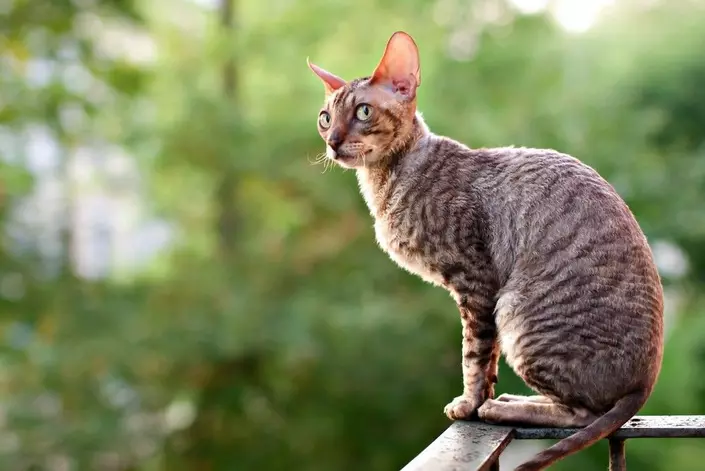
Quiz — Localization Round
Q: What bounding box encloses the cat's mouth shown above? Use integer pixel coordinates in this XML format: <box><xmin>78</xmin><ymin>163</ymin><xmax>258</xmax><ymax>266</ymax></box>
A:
<box><xmin>333</xmin><ymin>150</ymin><xmax>372</xmax><ymax>168</ymax></box>
<box><xmin>335</xmin><ymin>153</ymin><xmax>357</xmax><ymax>163</ymax></box>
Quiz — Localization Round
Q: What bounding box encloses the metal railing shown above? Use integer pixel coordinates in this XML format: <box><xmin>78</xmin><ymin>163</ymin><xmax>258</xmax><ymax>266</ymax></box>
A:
<box><xmin>401</xmin><ymin>416</ymin><xmax>705</xmax><ymax>470</ymax></box>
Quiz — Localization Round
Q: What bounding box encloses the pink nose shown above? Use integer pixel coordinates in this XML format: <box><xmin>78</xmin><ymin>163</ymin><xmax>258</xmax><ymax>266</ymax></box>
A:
<box><xmin>328</xmin><ymin>128</ymin><xmax>344</xmax><ymax>151</ymax></box>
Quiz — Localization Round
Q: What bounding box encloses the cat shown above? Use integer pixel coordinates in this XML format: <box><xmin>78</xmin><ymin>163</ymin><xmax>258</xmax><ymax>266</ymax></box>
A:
<box><xmin>307</xmin><ymin>31</ymin><xmax>664</xmax><ymax>471</ymax></box>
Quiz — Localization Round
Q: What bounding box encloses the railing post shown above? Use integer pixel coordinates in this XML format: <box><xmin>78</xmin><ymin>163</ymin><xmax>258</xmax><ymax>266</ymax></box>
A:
<box><xmin>608</xmin><ymin>438</ymin><xmax>626</xmax><ymax>471</ymax></box>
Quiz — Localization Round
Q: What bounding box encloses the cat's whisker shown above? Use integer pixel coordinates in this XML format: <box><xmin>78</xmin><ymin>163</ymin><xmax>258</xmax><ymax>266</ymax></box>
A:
<box><xmin>307</xmin><ymin>152</ymin><xmax>328</xmax><ymax>166</ymax></box>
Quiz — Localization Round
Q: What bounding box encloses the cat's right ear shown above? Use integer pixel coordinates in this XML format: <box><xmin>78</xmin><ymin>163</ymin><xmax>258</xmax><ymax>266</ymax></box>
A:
<box><xmin>307</xmin><ymin>58</ymin><xmax>346</xmax><ymax>95</ymax></box>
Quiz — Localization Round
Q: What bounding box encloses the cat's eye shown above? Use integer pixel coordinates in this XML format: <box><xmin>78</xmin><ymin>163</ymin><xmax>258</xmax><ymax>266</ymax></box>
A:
<box><xmin>318</xmin><ymin>111</ymin><xmax>331</xmax><ymax>129</ymax></box>
<box><xmin>355</xmin><ymin>104</ymin><xmax>372</xmax><ymax>121</ymax></box>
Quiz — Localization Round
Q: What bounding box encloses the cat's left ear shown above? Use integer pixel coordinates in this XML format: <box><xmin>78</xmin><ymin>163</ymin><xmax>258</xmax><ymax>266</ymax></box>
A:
<box><xmin>307</xmin><ymin>58</ymin><xmax>346</xmax><ymax>95</ymax></box>
<box><xmin>370</xmin><ymin>31</ymin><xmax>421</xmax><ymax>99</ymax></box>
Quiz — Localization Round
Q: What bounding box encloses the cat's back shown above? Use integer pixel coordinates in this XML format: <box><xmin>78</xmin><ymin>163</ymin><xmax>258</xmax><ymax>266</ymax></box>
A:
<box><xmin>475</xmin><ymin>146</ymin><xmax>658</xmax><ymax>283</ymax></box>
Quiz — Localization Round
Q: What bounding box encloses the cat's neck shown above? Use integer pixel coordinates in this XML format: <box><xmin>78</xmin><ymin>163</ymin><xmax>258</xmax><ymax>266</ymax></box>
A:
<box><xmin>356</xmin><ymin>111</ymin><xmax>430</xmax><ymax>217</ymax></box>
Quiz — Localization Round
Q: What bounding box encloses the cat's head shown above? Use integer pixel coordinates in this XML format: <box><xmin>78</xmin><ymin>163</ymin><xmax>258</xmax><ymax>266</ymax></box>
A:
<box><xmin>308</xmin><ymin>31</ymin><xmax>422</xmax><ymax>169</ymax></box>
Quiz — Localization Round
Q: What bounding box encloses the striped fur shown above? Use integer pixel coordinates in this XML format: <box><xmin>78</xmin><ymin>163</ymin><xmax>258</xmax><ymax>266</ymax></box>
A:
<box><xmin>308</xmin><ymin>32</ymin><xmax>664</xmax><ymax>471</ymax></box>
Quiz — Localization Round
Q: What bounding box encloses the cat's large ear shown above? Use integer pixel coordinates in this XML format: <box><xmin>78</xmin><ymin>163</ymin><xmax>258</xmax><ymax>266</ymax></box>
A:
<box><xmin>370</xmin><ymin>31</ymin><xmax>421</xmax><ymax>99</ymax></box>
<box><xmin>307</xmin><ymin>58</ymin><xmax>346</xmax><ymax>95</ymax></box>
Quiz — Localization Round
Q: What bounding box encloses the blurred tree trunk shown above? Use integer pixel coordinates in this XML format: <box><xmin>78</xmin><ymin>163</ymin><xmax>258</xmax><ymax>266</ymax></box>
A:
<box><xmin>217</xmin><ymin>0</ymin><xmax>238</xmax><ymax>260</ymax></box>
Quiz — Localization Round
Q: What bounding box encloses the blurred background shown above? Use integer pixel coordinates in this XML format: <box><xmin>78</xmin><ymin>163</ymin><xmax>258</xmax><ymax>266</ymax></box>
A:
<box><xmin>2</xmin><ymin>0</ymin><xmax>705</xmax><ymax>469</ymax></box>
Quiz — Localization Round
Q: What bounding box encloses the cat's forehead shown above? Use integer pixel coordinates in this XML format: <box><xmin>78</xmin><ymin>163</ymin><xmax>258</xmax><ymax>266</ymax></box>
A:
<box><xmin>325</xmin><ymin>77</ymin><xmax>398</xmax><ymax>113</ymax></box>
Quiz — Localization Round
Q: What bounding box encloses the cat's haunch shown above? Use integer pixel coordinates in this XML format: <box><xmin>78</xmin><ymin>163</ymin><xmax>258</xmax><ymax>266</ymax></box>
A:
<box><xmin>308</xmin><ymin>31</ymin><xmax>663</xmax><ymax>471</ymax></box>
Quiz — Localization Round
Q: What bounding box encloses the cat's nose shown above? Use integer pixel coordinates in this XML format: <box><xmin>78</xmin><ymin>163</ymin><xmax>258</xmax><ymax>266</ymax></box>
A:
<box><xmin>327</xmin><ymin>129</ymin><xmax>345</xmax><ymax>152</ymax></box>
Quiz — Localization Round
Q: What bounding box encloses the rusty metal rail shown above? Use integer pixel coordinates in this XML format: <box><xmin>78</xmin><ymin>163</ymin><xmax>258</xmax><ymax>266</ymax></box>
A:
<box><xmin>401</xmin><ymin>416</ymin><xmax>705</xmax><ymax>471</ymax></box>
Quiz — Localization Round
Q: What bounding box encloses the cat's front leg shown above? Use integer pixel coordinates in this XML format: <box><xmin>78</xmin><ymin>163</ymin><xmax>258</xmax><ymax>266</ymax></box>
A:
<box><xmin>444</xmin><ymin>298</ymin><xmax>498</xmax><ymax>420</ymax></box>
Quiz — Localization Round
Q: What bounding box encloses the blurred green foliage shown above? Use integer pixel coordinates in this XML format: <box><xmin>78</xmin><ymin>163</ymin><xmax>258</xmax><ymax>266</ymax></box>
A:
<box><xmin>1</xmin><ymin>0</ymin><xmax>704</xmax><ymax>470</ymax></box>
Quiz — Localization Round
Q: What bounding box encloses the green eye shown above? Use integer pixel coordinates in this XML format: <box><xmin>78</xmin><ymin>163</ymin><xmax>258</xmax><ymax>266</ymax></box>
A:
<box><xmin>355</xmin><ymin>104</ymin><xmax>372</xmax><ymax>121</ymax></box>
<box><xmin>318</xmin><ymin>111</ymin><xmax>331</xmax><ymax>129</ymax></box>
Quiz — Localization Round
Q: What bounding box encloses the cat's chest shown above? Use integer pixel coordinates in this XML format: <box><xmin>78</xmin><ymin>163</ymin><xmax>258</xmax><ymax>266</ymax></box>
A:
<box><xmin>374</xmin><ymin>216</ymin><xmax>446</xmax><ymax>287</ymax></box>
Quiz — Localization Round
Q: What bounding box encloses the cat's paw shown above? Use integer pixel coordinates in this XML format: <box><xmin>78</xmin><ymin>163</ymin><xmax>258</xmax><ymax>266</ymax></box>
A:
<box><xmin>496</xmin><ymin>393</ymin><xmax>552</xmax><ymax>404</ymax></box>
<box><xmin>444</xmin><ymin>395</ymin><xmax>483</xmax><ymax>420</ymax></box>
<box><xmin>477</xmin><ymin>399</ymin><xmax>500</xmax><ymax>423</ymax></box>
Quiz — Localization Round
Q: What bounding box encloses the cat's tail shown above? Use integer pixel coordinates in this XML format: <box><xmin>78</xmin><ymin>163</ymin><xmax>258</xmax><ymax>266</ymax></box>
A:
<box><xmin>513</xmin><ymin>389</ymin><xmax>649</xmax><ymax>471</ymax></box>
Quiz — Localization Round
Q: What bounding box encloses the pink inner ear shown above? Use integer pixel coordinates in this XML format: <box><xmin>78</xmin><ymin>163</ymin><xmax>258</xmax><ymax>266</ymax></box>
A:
<box><xmin>307</xmin><ymin>58</ymin><xmax>346</xmax><ymax>94</ymax></box>
<box><xmin>371</xmin><ymin>32</ymin><xmax>421</xmax><ymax>98</ymax></box>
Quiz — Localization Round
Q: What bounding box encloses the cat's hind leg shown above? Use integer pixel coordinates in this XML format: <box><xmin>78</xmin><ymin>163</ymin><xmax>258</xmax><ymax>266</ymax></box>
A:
<box><xmin>477</xmin><ymin>398</ymin><xmax>596</xmax><ymax>427</ymax></box>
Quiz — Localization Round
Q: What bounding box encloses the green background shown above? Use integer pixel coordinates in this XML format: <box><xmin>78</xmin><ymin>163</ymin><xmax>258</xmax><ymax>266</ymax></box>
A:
<box><xmin>1</xmin><ymin>0</ymin><xmax>705</xmax><ymax>469</ymax></box>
